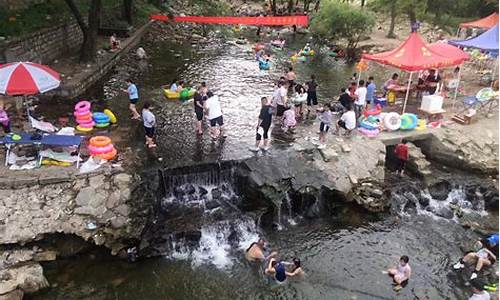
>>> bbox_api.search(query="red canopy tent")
[362,32,467,113]
[459,12,498,29]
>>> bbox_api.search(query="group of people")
[245,239,304,284]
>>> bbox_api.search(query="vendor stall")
[362,32,469,113]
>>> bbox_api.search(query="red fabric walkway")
[150,15,308,26]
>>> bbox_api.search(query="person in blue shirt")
[366,76,376,108]
[123,79,140,120]
[169,79,178,92]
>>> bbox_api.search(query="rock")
[341,144,351,153]
[199,186,208,196]
[204,200,220,210]
[88,174,106,189]
[428,180,451,201]
[33,251,57,262]
[0,263,48,295]
[348,175,358,185]
[418,196,430,207]
[211,188,222,200]
[114,204,129,217]
[436,207,454,219]
[110,216,128,229]
[113,173,131,187]
[75,187,95,206]
[0,289,23,300]
[106,190,121,209]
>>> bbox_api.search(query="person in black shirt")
[250,97,273,152]
[306,75,319,117]
[194,89,207,135]
[338,88,352,110]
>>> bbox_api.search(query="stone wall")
[0,168,139,254]
[56,21,152,98]
[0,21,83,64]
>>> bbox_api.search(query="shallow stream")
[32,29,498,300]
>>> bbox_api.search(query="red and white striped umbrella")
[0,62,61,95]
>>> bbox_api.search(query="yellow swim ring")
[76,125,93,133]
[103,109,117,124]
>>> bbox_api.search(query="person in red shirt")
[394,139,409,176]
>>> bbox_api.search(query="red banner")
[150,15,308,26]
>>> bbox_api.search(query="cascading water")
[158,166,261,269]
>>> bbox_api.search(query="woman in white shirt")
[204,92,226,139]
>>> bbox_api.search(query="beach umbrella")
[0,62,60,95]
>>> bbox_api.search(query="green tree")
[310,0,375,55]
[369,0,426,38]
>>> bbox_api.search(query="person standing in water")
[265,257,287,283]
[204,91,226,139]
[141,102,156,148]
[306,75,318,118]
[394,139,409,176]
[123,79,141,120]
[286,257,305,279]
[314,103,332,149]
[245,239,276,262]
[250,97,273,152]
[193,87,207,135]
[387,255,411,291]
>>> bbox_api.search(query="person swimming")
[286,257,305,278]
[265,257,287,283]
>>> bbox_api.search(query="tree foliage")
[310,0,375,50]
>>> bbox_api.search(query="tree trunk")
[123,0,133,25]
[65,0,102,63]
[269,0,277,15]
[314,0,320,11]
[361,0,365,7]
[287,0,294,14]
[303,0,310,12]
[386,0,397,38]
[79,0,101,63]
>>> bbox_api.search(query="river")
[32,28,498,300]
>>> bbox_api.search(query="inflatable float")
[259,61,270,70]
[415,119,426,131]
[271,40,285,48]
[476,87,494,102]
[363,104,382,118]
[358,127,380,137]
[291,54,307,62]
[163,87,196,100]
[253,43,265,51]
[400,113,418,130]
[300,49,315,56]
[384,112,401,131]
[103,109,117,124]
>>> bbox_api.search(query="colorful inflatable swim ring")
[96,148,117,160]
[75,114,93,122]
[383,112,401,131]
[400,113,418,130]
[90,136,111,147]
[88,143,114,155]
[476,87,494,102]
[363,104,382,118]
[360,120,380,130]
[415,119,426,131]
[78,121,95,128]
[93,112,111,123]
[76,125,93,132]
[75,101,91,113]
[103,109,117,124]
[358,127,380,137]
[259,62,270,70]
[95,122,110,128]
[74,110,90,118]
[163,87,196,100]
[254,44,265,51]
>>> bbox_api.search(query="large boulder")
[428,180,452,201]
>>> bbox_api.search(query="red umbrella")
[0,62,61,95]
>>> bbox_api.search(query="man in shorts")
[194,88,207,135]
[306,75,318,118]
[204,92,226,139]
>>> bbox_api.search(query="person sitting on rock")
[454,234,498,280]
[387,255,411,291]
[110,33,121,51]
